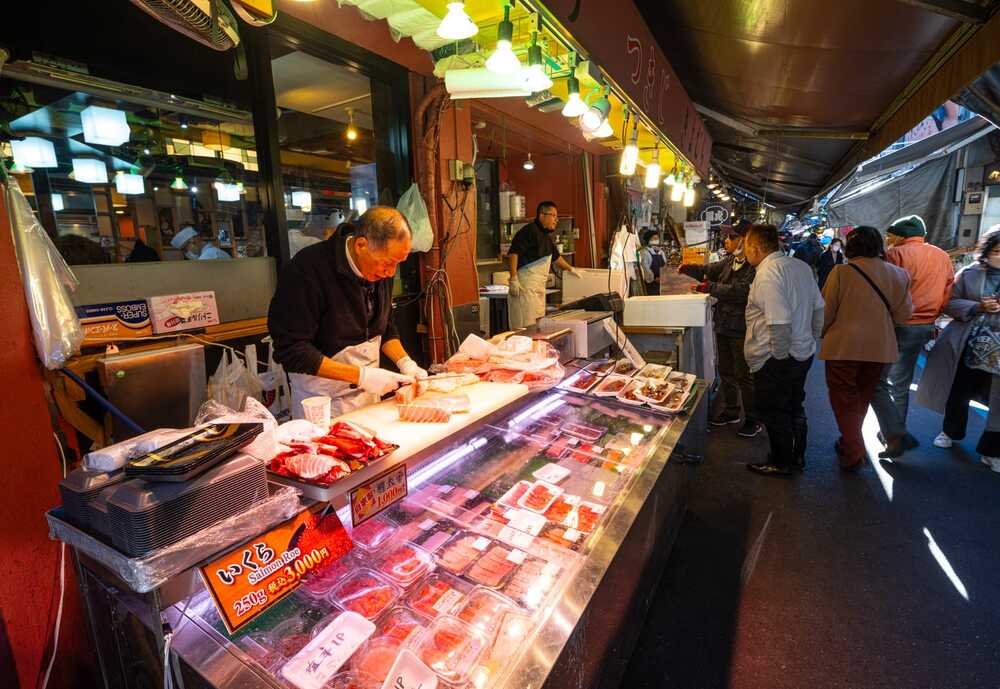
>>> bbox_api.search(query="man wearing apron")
[268,207,427,419]
[507,201,580,328]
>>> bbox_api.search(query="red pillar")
[0,184,92,687]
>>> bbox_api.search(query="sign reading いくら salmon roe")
[200,507,354,633]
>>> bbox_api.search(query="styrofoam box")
[623,294,711,327]
[562,268,626,304]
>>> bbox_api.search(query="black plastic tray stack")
[125,423,263,482]
[106,454,268,557]
[58,468,127,530]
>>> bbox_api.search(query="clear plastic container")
[452,588,515,637]
[434,531,489,576]
[350,515,399,554]
[328,569,401,621]
[322,671,367,689]
[464,542,520,588]
[299,553,356,600]
[470,609,536,687]
[374,541,435,588]
[412,615,488,685]
[351,636,404,689]
[375,606,427,645]
[516,480,563,514]
[406,573,470,619]
[272,618,313,658]
[502,557,561,610]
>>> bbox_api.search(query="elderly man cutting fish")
[268,207,427,418]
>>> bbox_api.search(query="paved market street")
[624,358,1000,689]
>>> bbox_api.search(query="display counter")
[55,376,705,689]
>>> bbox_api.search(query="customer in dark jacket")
[679,222,760,437]
[817,237,845,289]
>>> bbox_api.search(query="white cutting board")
[334,382,529,463]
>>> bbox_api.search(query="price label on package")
[199,508,353,633]
[350,463,408,527]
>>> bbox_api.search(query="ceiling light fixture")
[579,88,610,134]
[524,33,552,92]
[562,76,586,118]
[523,153,535,171]
[664,163,677,188]
[179,115,189,129]
[670,176,685,203]
[593,119,614,138]
[437,1,478,40]
[683,187,695,208]
[115,171,145,195]
[51,193,64,212]
[486,5,520,75]
[11,137,57,169]
[81,105,131,147]
[346,107,358,142]
[170,176,188,191]
[72,158,108,184]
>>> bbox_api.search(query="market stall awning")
[637,0,1000,206]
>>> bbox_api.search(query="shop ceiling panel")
[271,50,373,127]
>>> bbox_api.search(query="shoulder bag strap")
[848,263,892,316]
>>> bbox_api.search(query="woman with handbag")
[917,225,1000,471]
[819,226,913,471]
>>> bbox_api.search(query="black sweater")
[680,256,756,337]
[268,234,399,376]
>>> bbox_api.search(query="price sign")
[350,463,408,527]
[200,508,353,633]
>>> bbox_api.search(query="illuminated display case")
[61,384,704,689]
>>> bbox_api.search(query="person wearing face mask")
[871,215,954,458]
[678,220,761,438]
[507,201,580,328]
[267,207,427,419]
[817,237,845,290]
[917,225,1000,471]
[639,229,666,295]
[170,225,232,260]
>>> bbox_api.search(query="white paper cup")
[301,396,332,430]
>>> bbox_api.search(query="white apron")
[289,335,382,420]
[508,255,552,328]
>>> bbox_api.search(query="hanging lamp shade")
[11,137,57,169]
[561,77,587,117]
[72,158,108,184]
[486,7,520,75]
[81,106,131,147]
[115,171,145,195]
[437,2,478,40]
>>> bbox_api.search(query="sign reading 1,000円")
[199,508,353,632]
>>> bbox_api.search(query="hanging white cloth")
[508,256,552,328]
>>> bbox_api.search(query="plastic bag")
[251,338,291,422]
[83,428,185,472]
[6,176,83,368]
[194,397,279,460]
[397,182,433,253]
[207,348,262,411]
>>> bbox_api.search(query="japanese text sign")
[199,508,353,632]
[350,463,408,527]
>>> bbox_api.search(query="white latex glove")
[566,267,581,278]
[508,276,522,298]
[396,356,428,380]
[357,367,414,396]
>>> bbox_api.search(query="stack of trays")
[87,486,116,540]
[126,423,263,482]
[59,468,127,530]
[106,454,268,557]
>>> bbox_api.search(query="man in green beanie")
[871,215,954,458]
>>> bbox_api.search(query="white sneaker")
[933,432,953,448]
[981,456,1000,473]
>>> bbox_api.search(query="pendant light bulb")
[670,179,684,203]
[579,93,611,134]
[486,7,520,75]
[644,148,661,189]
[561,77,587,117]
[619,123,640,176]
[523,153,535,171]
[664,165,677,188]
[593,119,614,138]
[683,187,695,207]
[346,107,358,142]
[437,1,478,40]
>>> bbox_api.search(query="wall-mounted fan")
[128,0,242,51]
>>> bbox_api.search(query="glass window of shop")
[1,83,264,263]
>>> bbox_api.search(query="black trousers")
[753,356,812,468]
[943,360,1000,456]
[716,333,756,422]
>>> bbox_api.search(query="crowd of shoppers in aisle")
[683,215,1000,478]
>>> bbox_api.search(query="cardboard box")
[76,300,153,344]
[623,294,711,327]
[148,291,220,334]
[561,268,626,304]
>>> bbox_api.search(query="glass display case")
[153,386,704,689]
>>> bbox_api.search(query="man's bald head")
[356,206,411,249]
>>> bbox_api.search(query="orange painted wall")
[0,187,92,687]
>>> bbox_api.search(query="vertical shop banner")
[200,508,353,632]
[543,0,712,176]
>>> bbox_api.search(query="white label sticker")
[592,481,606,498]
[499,526,534,549]
[419,518,436,531]
[591,445,604,453]
[281,611,375,689]
[506,549,527,565]
[432,588,464,614]
[503,509,518,520]
[472,536,491,551]
[465,488,480,499]
[566,437,579,446]
[438,485,454,494]
[379,648,439,689]
[564,494,582,506]
[564,529,581,542]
